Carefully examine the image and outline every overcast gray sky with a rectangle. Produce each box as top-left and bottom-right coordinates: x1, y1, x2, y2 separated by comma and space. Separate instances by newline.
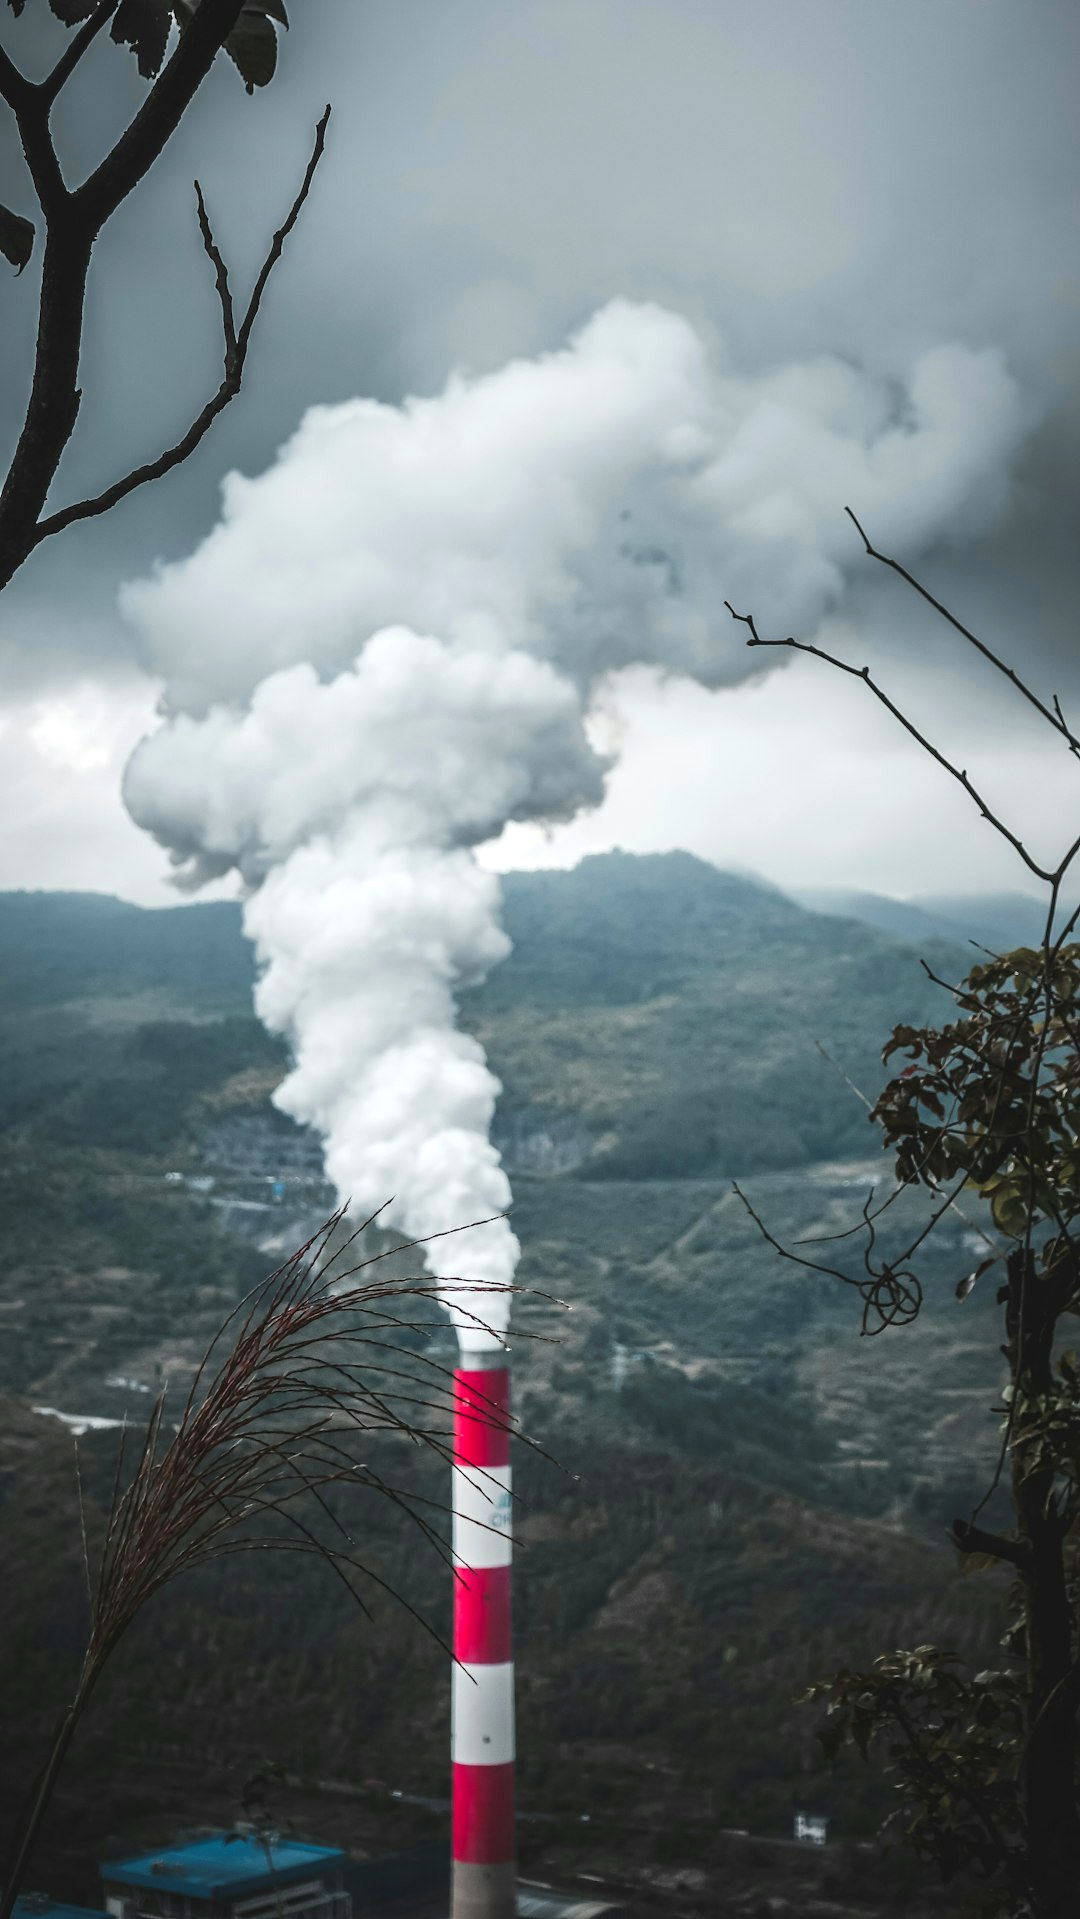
1, 0, 1078, 906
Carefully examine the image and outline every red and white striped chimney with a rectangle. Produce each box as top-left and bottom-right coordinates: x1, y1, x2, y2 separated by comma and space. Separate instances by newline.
451, 1351, 516, 1919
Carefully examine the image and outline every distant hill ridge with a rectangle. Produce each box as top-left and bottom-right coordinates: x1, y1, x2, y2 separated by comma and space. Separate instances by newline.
0, 888, 251, 1013
0, 852, 990, 1179
790, 883, 1052, 953
460, 851, 968, 1178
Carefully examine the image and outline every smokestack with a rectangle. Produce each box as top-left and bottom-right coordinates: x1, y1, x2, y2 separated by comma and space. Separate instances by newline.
119, 303, 1029, 1919
451, 1349, 515, 1919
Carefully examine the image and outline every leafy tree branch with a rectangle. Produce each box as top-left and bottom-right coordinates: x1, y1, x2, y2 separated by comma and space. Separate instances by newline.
728, 523, 1080, 1916
34, 103, 330, 541
0, 0, 324, 590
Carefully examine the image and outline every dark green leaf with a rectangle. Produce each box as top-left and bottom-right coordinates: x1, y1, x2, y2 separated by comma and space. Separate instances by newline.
110, 0, 171, 77
7, 0, 29, 15
990, 1185, 1027, 1237
0, 203, 34, 274
48, 0, 100, 20
225, 6, 279, 90
253, 0, 288, 23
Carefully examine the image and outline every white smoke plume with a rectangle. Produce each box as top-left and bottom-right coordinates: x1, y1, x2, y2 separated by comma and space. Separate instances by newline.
122, 300, 1029, 1346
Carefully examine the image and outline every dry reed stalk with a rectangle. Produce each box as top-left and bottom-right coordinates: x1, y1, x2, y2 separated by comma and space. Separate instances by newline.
2, 1204, 527, 1919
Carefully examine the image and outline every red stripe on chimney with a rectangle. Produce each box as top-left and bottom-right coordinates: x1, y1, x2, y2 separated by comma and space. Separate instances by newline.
454, 1564, 512, 1664
452, 1761, 515, 1864
453, 1366, 511, 1468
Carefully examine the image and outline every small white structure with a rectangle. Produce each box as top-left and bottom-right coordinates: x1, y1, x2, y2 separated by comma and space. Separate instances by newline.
794, 1812, 828, 1846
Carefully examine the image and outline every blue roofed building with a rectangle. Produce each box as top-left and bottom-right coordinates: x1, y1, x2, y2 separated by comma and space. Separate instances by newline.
100, 1837, 351, 1919
14, 1897, 109, 1919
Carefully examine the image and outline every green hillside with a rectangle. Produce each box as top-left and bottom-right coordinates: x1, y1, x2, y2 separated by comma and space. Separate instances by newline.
0, 853, 964, 1179
0, 890, 253, 1014
470, 851, 963, 1179
0, 858, 1010, 1913
0, 1390, 996, 1916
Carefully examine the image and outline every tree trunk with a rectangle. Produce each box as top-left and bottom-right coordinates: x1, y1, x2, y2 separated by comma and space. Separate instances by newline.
1007, 1247, 1080, 1916
0, 217, 93, 589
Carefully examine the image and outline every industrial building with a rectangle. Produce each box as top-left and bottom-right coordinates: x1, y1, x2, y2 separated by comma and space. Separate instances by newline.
85, 1837, 625, 1919
13, 1834, 625, 1919
100, 1837, 350, 1919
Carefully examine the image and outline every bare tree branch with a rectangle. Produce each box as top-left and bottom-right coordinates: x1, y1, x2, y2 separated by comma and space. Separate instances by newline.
39, 1, 121, 109
194, 177, 236, 358
75, 0, 247, 230
0, 43, 32, 113
732, 1178, 923, 1334
952, 1516, 1031, 1572
31, 104, 330, 544
814, 1038, 873, 1110
845, 507, 1080, 764
2, 54, 68, 214
0, 0, 305, 593
724, 600, 1056, 883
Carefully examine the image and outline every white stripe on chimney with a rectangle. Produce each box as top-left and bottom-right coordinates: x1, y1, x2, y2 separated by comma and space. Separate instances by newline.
452, 1661, 516, 1766
452, 1464, 513, 1569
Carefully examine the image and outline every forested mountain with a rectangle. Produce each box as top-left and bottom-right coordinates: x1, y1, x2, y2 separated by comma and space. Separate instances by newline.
0, 851, 963, 1177
471, 852, 962, 1178
0, 889, 253, 1014
0, 856, 1004, 1915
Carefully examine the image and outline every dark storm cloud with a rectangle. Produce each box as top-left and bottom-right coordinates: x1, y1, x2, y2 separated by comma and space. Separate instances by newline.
1, 0, 1078, 703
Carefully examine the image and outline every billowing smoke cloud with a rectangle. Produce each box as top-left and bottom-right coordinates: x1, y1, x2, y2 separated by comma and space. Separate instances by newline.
122, 300, 1030, 1345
